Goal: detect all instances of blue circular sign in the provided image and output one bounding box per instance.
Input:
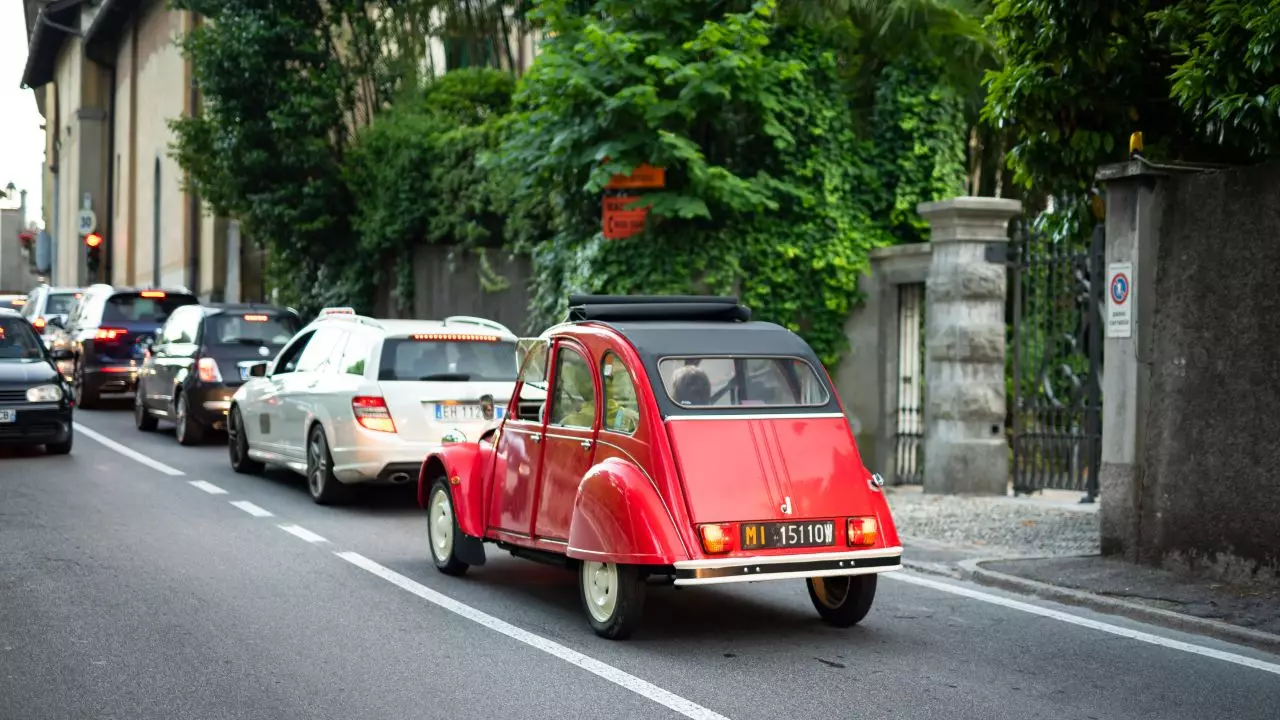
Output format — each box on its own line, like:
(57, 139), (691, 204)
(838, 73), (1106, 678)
(1110, 272), (1130, 304)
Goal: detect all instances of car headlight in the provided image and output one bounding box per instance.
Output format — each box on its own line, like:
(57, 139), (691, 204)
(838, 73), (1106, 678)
(27, 384), (63, 402)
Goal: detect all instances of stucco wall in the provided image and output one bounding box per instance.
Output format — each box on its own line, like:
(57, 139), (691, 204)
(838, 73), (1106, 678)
(52, 39), (82, 287)
(111, 18), (135, 286)
(1141, 164), (1280, 578)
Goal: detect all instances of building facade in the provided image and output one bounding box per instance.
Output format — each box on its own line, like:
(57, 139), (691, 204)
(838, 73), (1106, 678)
(20, 0), (254, 300)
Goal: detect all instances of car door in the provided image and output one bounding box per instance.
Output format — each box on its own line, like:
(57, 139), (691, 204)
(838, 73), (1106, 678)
(147, 307), (201, 411)
(245, 330), (315, 457)
(276, 325), (349, 460)
(489, 338), (551, 536)
(532, 339), (601, 543)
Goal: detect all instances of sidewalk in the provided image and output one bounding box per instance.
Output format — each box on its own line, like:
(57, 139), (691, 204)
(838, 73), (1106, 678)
(885, 485), (1280, 654)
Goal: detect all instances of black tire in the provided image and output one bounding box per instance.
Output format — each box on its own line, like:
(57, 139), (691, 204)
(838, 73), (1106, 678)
(806, 574), (877, 628)
(426, 478), (470, 576)
(227, 406), (264, 474)
(135, 390), (158, 431)
(174, 392), (205, 446)
(579, 561), (647, 639)
(306, 425), (350, 505)
(75, 363), (99, 409)
(45, 431), (73, 455)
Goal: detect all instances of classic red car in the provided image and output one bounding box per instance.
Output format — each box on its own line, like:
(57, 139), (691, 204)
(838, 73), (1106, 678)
(418, 295), (902, 638)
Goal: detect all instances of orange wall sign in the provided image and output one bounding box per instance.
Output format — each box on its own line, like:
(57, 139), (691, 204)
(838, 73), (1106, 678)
(603, 196), (649, 239)
(605, 163), (666, 190)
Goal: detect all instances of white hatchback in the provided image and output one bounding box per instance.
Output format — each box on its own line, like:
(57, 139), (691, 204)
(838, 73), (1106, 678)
(227, 308), (537, 504)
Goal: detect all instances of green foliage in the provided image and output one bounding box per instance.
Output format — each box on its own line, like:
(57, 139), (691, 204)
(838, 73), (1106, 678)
(345, 69), (517, 310)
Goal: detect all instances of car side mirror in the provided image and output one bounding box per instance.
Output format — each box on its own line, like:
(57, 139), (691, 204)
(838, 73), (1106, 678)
(248, 362), (269, 378)
(49, 348), (72, 361)
(46, 316), (65, 329)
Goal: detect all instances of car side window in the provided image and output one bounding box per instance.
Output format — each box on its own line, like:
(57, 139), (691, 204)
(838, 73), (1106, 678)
(601, 352), (639, 435)
(295, 326), (347, 373)
(273, 331), (315, 375)
(548, 345), (596, 429)
(338, 330), (371, 376)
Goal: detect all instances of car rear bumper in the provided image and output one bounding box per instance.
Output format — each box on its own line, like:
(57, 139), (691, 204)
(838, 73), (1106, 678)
(330, 439), (441, 484)
(184, 385), (236, 429)
(670, 546), (904, 586)
(0, 404), (73, 445)
(82, 365), (140, 395)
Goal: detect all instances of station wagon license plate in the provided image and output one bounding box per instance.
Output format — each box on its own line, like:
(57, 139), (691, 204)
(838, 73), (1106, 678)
(433, 403), (505, 422)
(740, 520), (836, 550)
(0, 409), (14, 423)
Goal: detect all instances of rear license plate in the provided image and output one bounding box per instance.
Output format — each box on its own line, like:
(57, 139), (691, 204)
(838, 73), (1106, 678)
(433, 404), (505, 421)
(0, 410), (14, 423)
(740, 520), (836, 550)
(239, 366), (250, 381)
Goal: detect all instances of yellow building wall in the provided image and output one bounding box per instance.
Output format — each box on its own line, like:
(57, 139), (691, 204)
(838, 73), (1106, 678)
(111, 21), (135, 287)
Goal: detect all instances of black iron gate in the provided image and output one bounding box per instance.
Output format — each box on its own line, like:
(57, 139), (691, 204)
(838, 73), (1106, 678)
(1008, 221), (1104, 500)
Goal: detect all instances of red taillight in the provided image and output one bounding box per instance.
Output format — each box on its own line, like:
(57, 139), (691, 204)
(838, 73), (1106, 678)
(197, 357), (222, 383)
(352, 396), (396, 433)
(95, 328), (127, 342)
(698, 523), (735, 554)
(33, 317), (46, 334)
(847, 517), (879, 547)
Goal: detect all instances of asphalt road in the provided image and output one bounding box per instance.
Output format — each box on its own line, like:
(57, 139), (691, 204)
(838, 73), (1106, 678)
(2, 406), (1277, 720)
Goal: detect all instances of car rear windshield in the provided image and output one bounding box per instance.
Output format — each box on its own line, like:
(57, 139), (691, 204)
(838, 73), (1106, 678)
(0, 317), (43, 360)
(378, 337), (517, 382)
(45, 292), (81, 316)
(103, 293), (198, 324)
(0, 297), (25, 311)
(657, 356), (830, 408)
(206, 313), (299, 347)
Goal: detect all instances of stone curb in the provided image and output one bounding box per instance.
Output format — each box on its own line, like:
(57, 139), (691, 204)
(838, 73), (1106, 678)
(956, 557), (1280, 656)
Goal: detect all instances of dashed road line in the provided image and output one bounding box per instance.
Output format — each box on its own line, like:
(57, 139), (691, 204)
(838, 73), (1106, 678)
(890, 572), (1280, 677)
(188, 480), (228, 495)
(278, 524), (328, 544)
(229, 500), (274, 517)
(74, 422), (185, 476)
(336, 551), (730, 720)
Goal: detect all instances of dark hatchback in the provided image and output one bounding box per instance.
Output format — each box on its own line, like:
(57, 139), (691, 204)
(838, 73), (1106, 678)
(0, 310), (74, 454)
(135, 304), (300, 445)
(66, 286), (200, 407)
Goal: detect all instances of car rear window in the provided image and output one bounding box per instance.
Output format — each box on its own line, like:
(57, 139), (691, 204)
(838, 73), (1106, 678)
(45, 293), (81, 316)
(0, 317), (43, 360)
(0, 297), (25, 311)
(657, 356), (830, 408)
(378, 336), (517, 382)
(102, 292), (198, 324)
(206, 312), (299, 347)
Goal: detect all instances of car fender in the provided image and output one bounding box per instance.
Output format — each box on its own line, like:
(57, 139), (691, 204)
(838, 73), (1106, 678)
(567, 457), (687, 565)
(418, 444), (488, 566)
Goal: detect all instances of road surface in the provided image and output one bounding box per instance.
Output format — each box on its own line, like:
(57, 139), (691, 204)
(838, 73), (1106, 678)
(2, 407), (1277, 720)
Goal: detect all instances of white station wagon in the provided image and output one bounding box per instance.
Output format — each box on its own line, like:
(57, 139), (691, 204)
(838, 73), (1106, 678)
(227, 308), (536, 504)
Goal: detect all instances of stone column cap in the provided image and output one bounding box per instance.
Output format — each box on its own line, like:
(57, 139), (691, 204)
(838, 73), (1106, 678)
(917, 196), (1022, 244)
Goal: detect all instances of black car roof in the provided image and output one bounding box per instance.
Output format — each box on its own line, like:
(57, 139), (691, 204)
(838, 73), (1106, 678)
(603, 320), (820, 363)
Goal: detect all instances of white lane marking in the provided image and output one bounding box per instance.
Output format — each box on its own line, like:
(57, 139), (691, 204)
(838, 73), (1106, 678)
(229, 500), (274, 517)
(73, 422), (185, 476)
(188, 480), (228, 495)
(889, 572), (1280, 677)
(278, 524), (328, 544)
(336, 552), (730, 720)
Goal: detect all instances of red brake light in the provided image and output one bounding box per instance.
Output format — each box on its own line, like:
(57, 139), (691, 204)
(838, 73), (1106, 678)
(140, 291), (166, 298)
(197, 357), (222, 383)
(243, 314), (269, 322)
(352, 396), (396, 433)
(847, 517), (878, 547)
(409, 333), (497, 342)
(33, 317), (46, 333)
(95, 328), (127, 342)
(698, 524), (735, 554)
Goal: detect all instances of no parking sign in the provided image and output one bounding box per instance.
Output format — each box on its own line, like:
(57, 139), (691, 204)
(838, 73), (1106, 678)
(1107, 262), (1133, 338)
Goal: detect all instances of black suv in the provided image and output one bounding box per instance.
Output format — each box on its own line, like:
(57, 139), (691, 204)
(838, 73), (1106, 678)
(65, 284), (200, 408)
(135, 303), (301, 445)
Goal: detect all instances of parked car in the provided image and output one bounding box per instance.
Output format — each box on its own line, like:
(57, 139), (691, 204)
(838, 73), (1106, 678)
(64, 284), (200, 408)
(228, 308), (536, 504)
(0, 294), (27, 311)
(418, 295), (903, 639)
(135, 303), (302, 445)
(0, 309), (74, 454)
(19, 284), (86, 348)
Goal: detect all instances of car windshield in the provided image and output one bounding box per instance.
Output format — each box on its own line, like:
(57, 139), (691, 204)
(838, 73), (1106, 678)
(45, 293), (80, 316)
(206, 313), (299, 347)
(656, 356), (830, 408)
(0, 317), (44, 361)
(379, 338), (517, 382)
(103, 293), (198, 324)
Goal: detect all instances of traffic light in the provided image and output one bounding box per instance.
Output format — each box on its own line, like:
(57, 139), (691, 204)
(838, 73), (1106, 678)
(85, 232), (103, 275)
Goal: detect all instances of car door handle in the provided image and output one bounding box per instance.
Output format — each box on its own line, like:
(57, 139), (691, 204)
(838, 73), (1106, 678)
(579, 439), (593, 450)
(530, 432), (542, 443)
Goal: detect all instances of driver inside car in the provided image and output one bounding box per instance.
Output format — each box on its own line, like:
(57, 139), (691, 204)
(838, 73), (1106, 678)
(554, 361), (596, 426)
(670, 364), (711, 406)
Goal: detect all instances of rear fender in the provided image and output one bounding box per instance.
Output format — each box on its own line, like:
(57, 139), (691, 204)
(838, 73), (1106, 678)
(418, 444), (489, 566)
(567, 457), (688, 565)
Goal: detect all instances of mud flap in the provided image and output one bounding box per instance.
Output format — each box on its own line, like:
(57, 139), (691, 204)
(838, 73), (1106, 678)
(455, 533), (487, 566)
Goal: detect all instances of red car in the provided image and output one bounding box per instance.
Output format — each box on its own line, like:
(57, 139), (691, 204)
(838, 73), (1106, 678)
(419, 295), (903, 638)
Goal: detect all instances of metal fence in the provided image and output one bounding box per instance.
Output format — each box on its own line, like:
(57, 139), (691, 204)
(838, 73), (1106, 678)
(1008, 222), (1104, 500)
(894, 282), (926, 485)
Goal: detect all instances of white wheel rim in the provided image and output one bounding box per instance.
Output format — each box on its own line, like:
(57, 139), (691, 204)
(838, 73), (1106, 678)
(429, 489), (453, 562)
(582, 561), (618, 623)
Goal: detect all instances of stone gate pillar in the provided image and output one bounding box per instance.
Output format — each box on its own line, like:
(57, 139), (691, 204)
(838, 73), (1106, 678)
(918, 197), (1022, 494)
